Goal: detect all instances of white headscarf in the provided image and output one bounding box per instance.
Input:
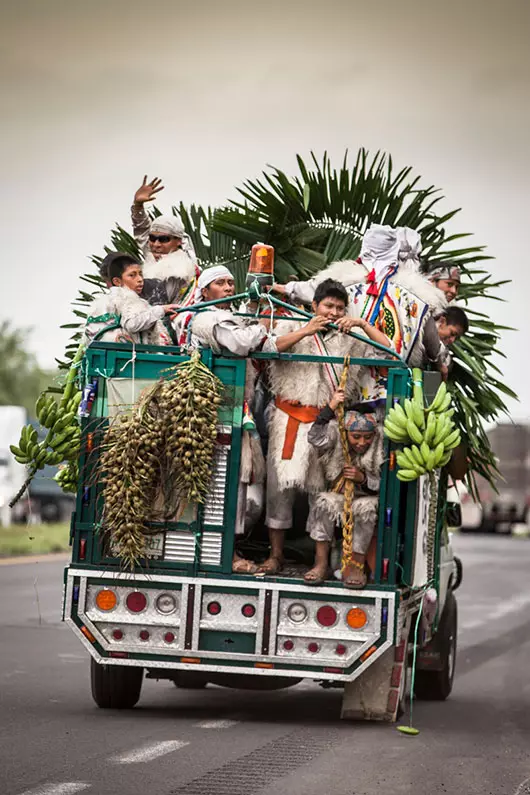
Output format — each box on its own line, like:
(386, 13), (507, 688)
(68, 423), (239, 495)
(360, 224), (422, 285)
(197, 265), (233, 291)
(150, 214), (197, 261)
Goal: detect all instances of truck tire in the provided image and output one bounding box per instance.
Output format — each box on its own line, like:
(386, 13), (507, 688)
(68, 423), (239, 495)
(415, 592), (457, 701)
(173, 672), (209, 689)
(90, 658), (143, 708)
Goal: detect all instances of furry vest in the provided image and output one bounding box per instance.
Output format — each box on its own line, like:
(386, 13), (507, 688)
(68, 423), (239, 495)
(84, 287), (169, 346)
(142, 250), (197, 304)
(267, 326), (365, 492)
(315, 424), (385, 523)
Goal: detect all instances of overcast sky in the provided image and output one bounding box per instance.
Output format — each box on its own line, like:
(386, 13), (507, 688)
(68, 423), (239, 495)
(1, 0), (529, 416)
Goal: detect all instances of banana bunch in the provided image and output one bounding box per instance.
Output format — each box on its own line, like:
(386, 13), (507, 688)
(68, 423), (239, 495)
(10, 390), (83, 480)
(54, 462), (79, 494)
(384, 377), (461, 482)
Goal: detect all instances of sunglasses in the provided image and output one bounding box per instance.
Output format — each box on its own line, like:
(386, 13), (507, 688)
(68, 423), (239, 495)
(149, 234), (174, 244)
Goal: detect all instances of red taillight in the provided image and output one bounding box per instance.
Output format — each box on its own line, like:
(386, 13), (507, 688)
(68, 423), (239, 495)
(335, 644), (347, 656)
(126, 591), (147, 613)
(323, 667), (342, 673)
(207, 601), (221, 615)
(79, 538), (87, 560)
(112, 629), (123, 640)
(382, 558), (389, 580)
(164, 632), (175, 643)
(283, 639), (294, 651)
(242, 603), (256, 618)
(139, 630), (149, 641)
(307, 642), (319, 653)
(110, 651), (128, 658)
(316, 605), (337, 627)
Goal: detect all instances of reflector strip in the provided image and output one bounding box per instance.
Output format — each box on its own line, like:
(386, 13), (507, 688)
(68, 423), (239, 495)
(80, 625), (95, 643)
(255, 663), (274, 669)
(261, 590), (273, 654)
(360, 645), (377, 662)
(181, 657), (201, 664)
(184, 585), (195, 650)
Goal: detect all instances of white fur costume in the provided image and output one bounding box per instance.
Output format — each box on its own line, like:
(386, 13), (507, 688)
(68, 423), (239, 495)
(309, 421), (385, 553)
(83, 287), (170, 347)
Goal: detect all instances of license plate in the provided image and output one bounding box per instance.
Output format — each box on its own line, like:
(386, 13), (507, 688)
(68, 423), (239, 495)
(145, 533), (165, 559)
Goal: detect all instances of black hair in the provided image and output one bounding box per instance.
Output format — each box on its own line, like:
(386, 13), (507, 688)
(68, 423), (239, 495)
(99, 252), (141, 283)
(313, 278), (349, 307)
(442, 306), (469, 334)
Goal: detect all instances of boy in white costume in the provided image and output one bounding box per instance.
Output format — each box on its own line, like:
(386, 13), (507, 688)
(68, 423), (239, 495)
(182, 265), (269, 574)
(84, 254), (178, 346)
(130, 176), (200, 306)
(307, 393), (384, 588)
(259, 278), (391, 577)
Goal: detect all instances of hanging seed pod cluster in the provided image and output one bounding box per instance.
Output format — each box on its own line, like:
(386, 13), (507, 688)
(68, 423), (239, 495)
(100, 351), (223, 568)
(100, 404), (165, 568)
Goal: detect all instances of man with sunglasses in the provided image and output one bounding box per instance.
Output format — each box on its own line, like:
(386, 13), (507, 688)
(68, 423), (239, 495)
(130, 175), (200, 307)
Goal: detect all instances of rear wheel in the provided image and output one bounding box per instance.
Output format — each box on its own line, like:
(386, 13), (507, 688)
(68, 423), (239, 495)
(90, 658), (143, 708)
(415, 591), (457, 701)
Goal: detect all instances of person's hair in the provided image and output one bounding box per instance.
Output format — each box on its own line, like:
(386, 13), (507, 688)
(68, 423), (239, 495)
(98, 251), (140, 282)
(442, 306), (469, 334)
(107, 254), (140, 283)
(313, 278), (349, 307)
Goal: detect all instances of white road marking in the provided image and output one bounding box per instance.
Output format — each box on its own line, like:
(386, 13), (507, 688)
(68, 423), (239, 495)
(111, 740), (189, 764)
(514, 776), (530, 795)
(19, 784), (90, 795)
(196, 719), (239, 729)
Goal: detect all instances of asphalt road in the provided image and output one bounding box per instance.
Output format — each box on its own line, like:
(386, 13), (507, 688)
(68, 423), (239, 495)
(1, 534), (529, 795)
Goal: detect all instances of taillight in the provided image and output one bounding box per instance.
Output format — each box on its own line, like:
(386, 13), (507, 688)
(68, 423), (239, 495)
(139, 630), (150, 641)
(95, 589), (117, 611)
(335, 644), (347, 656)
(346, 608), (367, 629)
(112, 629), (123, 640)
(316, 605), (337, 627)
(155, 593), (178, 615)
(307, 642), (319, 653)
(283, 639), (294, 651)
(126, 591), (147, 613)
(164, 632), (175, 643)
(207, 601), (221, 615)
(287, 603), (307, 623)
(242, 603), (256, 618)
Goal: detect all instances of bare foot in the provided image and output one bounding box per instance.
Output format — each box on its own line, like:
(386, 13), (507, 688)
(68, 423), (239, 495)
(303, 563), (328, 585)
(343, 562), (367, 589)
(256, 556), (283, 575)
(232, 555), (258, 574)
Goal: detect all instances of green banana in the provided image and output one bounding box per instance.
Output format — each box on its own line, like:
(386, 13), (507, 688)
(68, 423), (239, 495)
(390, 403), (408, 427)
(410, 445), (424, 468)
(384, 420), (409, 442)
(429, 381), (447, 412)
(420, 441), (431, 464)
(440, 450), (452, 466)
(433, 441), (445, 466)
(444, 428), (460, 449)
(400, 447), (418, 468)
(51, 411), (75, 434)
(406, 419), (423, 445)
(445, 433), (462, 451)
(397, 469), (419, 482)
(437, 393), (452, 413)
(433, 416), (450, 446)
(424, 411), (436, 444)
(411, 402), (425, 430)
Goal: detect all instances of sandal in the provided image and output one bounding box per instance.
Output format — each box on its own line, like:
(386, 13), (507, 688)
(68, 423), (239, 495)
(232, 555), (259, 574)
(303, 566), (329, 585)
(256, 556), (283, 575)
(342, 559), (367, 589)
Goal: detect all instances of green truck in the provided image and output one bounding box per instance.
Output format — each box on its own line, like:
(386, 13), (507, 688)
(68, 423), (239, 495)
(63, 339), (460, 721)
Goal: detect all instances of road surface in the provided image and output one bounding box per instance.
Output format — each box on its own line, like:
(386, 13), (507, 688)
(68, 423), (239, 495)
(1, 534), (529, 795)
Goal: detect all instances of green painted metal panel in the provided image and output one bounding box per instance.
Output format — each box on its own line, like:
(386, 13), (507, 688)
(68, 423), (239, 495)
(199, 630), (256, 655)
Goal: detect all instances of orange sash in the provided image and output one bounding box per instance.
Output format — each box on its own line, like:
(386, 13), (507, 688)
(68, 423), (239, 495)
(275, 397), (320, 460)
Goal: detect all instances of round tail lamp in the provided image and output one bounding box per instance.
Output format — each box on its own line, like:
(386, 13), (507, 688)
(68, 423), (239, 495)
(95, 589), (117, 611)
(126, 591), (147, 613)
(346, 607), (367, 629)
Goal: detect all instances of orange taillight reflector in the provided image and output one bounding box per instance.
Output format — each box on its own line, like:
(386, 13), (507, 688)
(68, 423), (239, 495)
(346, 607), (367, 629)
(95, 589), (117, 611)
(180, 657), (201, 664)
(81, 625), (96, 643)
(360, 645), (378, 662)
(255, 662), (274, 669)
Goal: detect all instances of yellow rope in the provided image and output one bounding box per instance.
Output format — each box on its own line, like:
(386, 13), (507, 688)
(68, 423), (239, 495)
(333, 356), (355, 571)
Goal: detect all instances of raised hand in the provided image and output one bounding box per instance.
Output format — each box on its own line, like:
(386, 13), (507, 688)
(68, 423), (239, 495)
(134, 176), (165, 205)
(336, 317), (366, 333)
(329, 388), (345, 411)
(303, 315), (330, 335)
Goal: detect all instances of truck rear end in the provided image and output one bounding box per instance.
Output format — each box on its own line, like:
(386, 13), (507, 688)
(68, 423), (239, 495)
(63, 342), (456, 720)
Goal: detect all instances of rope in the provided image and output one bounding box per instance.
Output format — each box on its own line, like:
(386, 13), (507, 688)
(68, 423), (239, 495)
(334, 355), (355, 571)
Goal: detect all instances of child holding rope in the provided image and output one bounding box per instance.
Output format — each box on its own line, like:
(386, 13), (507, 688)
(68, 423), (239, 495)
(307, 390), (384, 588)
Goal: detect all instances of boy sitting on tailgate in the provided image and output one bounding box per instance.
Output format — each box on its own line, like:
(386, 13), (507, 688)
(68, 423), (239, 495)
(84, 253), (179, 346)
(307, 389), (384, 588)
